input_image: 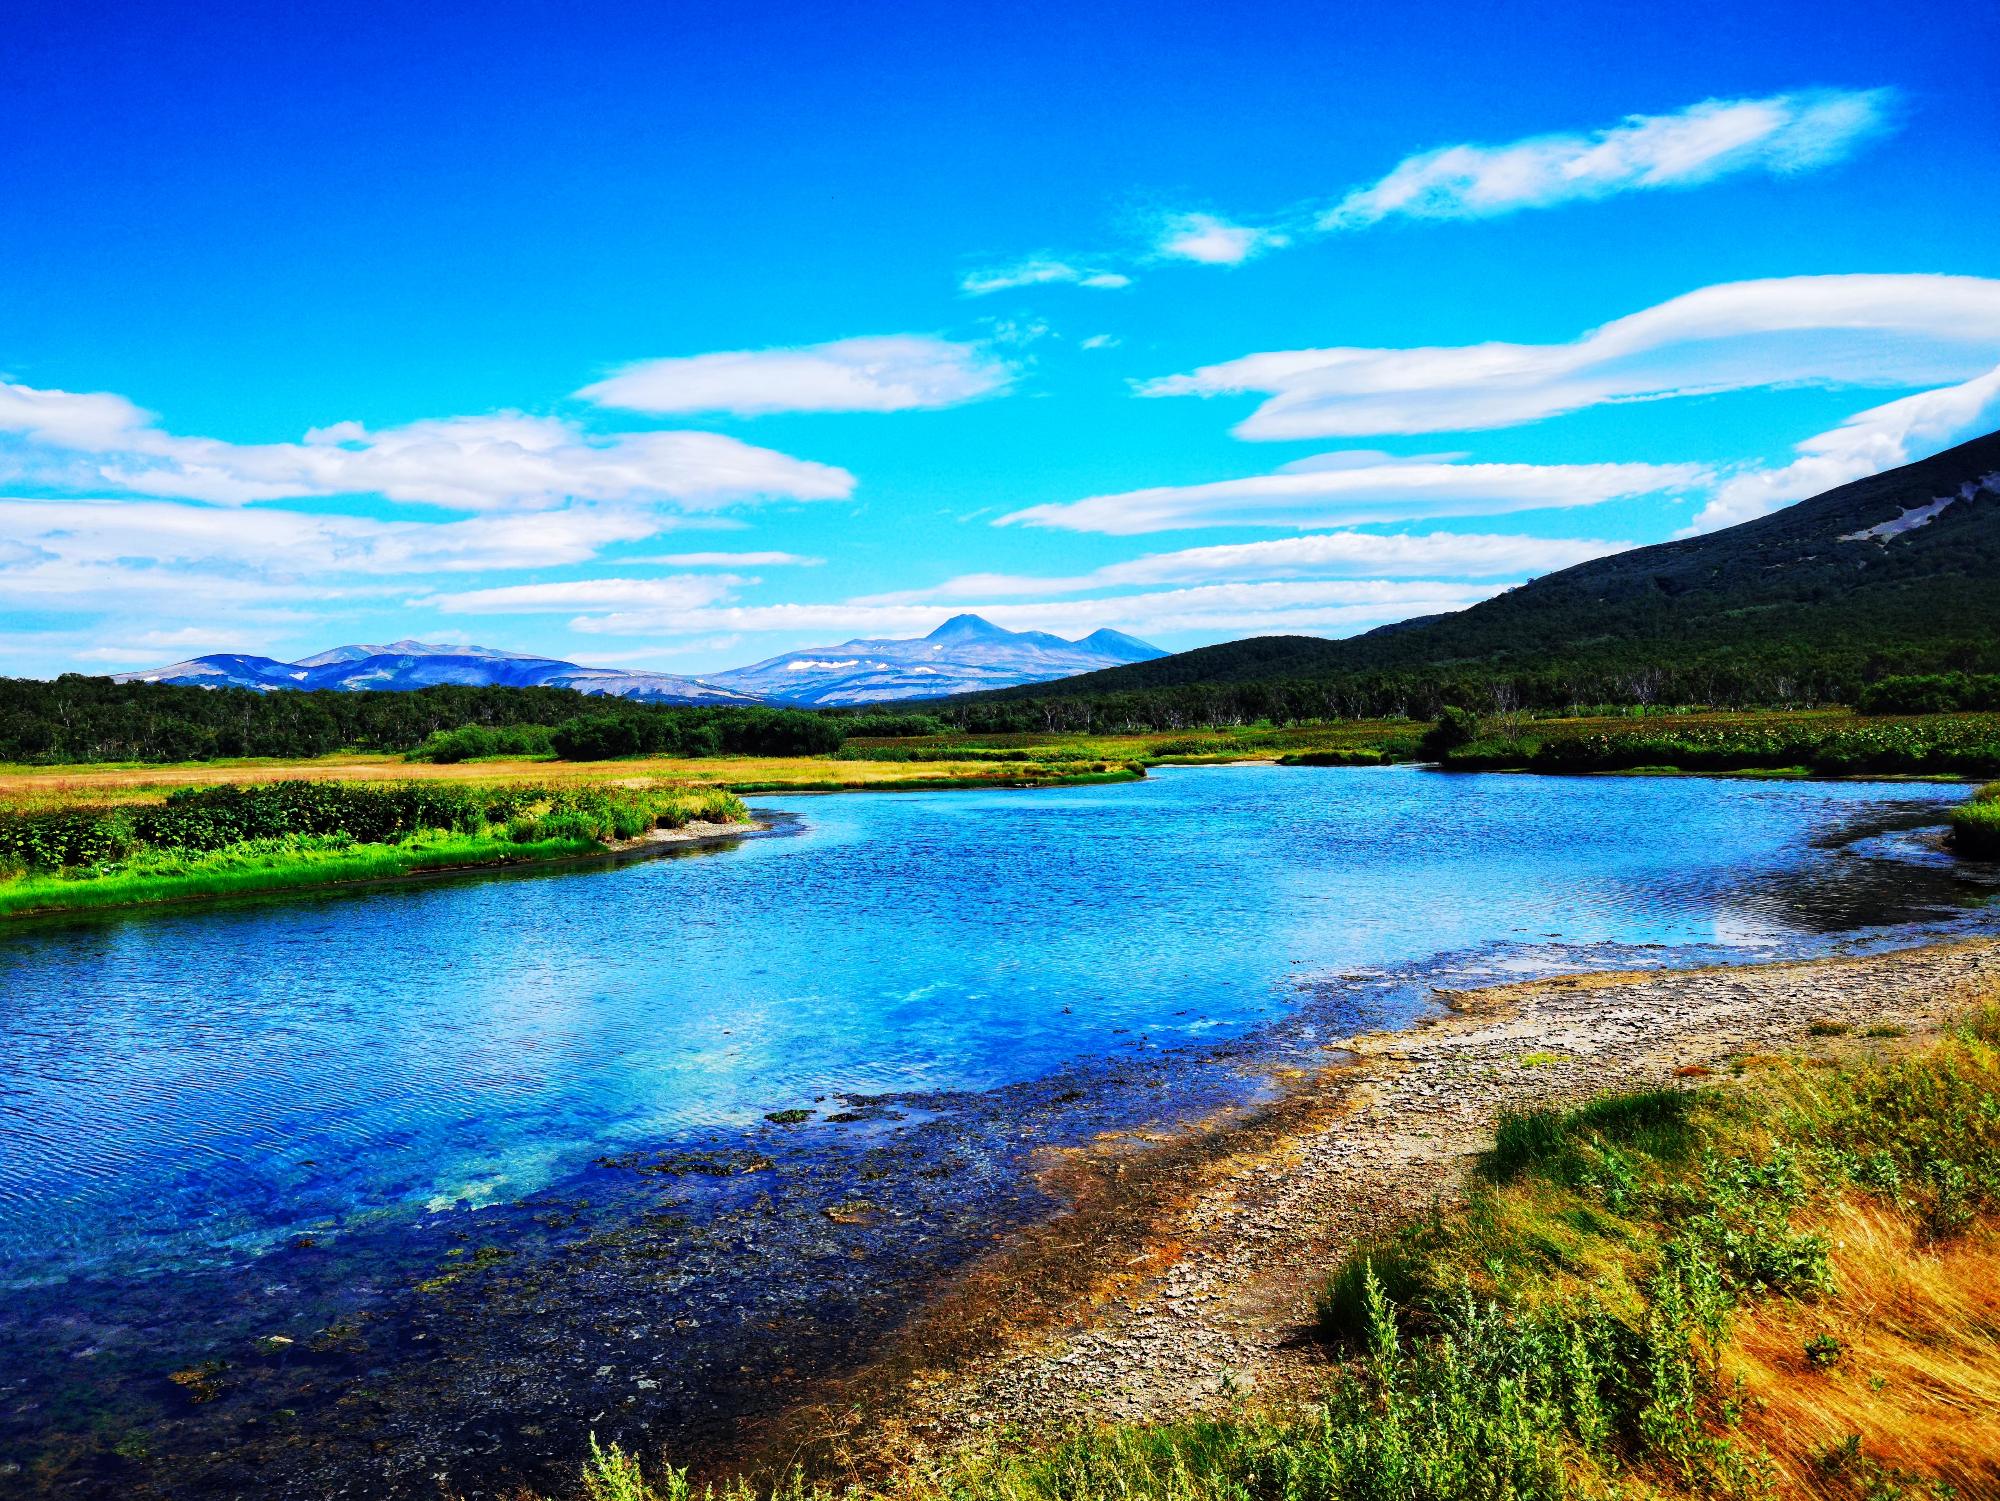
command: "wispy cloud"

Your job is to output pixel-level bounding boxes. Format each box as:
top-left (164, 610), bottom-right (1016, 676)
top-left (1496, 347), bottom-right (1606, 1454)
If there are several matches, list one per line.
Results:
top-left (999, 453), bottom-right (1705, 534)
top-left (1142, 274), bottom-right (2000, 440)
top-left (1323, 88), bottom-right (1893, 229)
top-left (962, 90), bottom-right (1893, 290)
top-left (858, 530), bottom-right (1628, 602)
top-left (0, 387), bottom-right (854, 510)
top-left (621, 550), bottom-right (823, 567)
top-left (959, 258), bottom-right (1133, 297)
top-left (1686, 363), bottom-right (2000, 533)
top-left (576, 335), bottom-right (1011, 416)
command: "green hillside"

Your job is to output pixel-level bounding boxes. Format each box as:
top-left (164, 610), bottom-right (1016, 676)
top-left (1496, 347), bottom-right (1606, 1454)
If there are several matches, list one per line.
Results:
top-left (949, 429), bottom-right (2000, 725)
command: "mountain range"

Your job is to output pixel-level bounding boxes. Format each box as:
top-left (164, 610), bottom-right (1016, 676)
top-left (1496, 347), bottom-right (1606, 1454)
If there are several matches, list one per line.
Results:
top-left (113, 618), bottom-right (1165, 706)
top-left (703, 615), bottom-right (1163, 704)
top-left (960, 428), bottom-right (2000, 707)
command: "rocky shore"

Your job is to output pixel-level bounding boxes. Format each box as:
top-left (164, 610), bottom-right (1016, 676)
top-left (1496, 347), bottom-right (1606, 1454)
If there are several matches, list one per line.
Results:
top-left (767, 936), bottom-right (2000, 1474)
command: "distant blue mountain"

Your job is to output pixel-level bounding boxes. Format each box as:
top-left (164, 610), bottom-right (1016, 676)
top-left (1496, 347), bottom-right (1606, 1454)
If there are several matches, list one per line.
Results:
top-left (115, 618), bottom-right (1167, 707)
top-left (704, 614), bottom-right (1166, 705)
top-left (113, 640), bottom-right (763, 705)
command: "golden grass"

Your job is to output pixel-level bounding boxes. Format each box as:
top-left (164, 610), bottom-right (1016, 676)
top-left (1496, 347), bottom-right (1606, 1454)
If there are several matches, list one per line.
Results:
top-left (1729, 1200), bottom-right (2000, 1497)
top-left (0, 753), bottom-right (1131, 808)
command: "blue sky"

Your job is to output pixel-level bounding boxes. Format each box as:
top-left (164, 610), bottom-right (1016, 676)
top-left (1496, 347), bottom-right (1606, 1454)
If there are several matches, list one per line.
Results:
top-left (3, 0), bottom-right (1998, 676)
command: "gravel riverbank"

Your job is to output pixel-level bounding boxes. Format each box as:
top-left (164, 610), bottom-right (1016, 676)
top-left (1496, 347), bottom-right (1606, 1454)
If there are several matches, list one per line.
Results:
top-left (762, 936), bottom-right (2000, 1474)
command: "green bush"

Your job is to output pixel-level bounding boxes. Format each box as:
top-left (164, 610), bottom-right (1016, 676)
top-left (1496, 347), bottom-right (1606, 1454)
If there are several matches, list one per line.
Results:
top-left (407, 723), bottom-right (555, 762)
top-left (1419, 706), bottom-right (1483, 760)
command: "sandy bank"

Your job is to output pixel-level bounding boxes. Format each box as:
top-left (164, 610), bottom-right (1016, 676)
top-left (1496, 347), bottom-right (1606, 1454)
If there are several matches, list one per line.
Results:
top-left (761, 935), bottom-right (2000, 1473)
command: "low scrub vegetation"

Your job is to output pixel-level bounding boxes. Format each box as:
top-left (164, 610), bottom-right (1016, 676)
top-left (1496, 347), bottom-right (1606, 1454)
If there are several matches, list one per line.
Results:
top-left (1430, 712), bottom-right (2000, 779)
top-left (0, 779), bottom-right (746, 916)
top-left (561, 1005), bottom-right (2000, 1501)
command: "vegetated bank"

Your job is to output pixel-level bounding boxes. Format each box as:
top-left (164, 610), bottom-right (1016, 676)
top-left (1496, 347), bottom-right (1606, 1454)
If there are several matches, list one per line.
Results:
top-left (1413, 704), bottom-right (2000, 780)
top-left (555, 953), bottom-right (2000, 1501)
top-left (0, 778), bottom-right (747, 918)
top-left (1951, 781), bottom-right (2000, 856)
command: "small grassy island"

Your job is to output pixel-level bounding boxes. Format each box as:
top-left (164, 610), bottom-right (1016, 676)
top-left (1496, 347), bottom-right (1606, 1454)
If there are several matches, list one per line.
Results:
top-left (0, 778), bottom-right (748, 918)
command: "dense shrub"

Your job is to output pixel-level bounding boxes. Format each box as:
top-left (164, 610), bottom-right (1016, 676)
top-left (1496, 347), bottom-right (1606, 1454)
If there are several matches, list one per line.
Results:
top-left (550, 706), bottom-right (842, 760)
top-left (834, 711), bottom-right (949, 737)
top-left (408, 723), bottom-right (555, 762)
top-left (1418, 706), bottom-right (1482, 760)
top-left (1857, 672), bottom-right (2000, 715)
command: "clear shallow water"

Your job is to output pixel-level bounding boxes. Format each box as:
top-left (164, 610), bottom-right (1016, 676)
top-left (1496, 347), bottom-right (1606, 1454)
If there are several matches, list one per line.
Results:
top-left (0, 765), bottom-right (1989, 1287)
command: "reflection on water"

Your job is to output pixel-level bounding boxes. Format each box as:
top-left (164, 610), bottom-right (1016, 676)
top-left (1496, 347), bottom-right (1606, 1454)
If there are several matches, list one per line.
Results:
top-left (0, 766), bottom-right (1987, 1282)
top-left (0, 766), bottom-right (1992, 1495)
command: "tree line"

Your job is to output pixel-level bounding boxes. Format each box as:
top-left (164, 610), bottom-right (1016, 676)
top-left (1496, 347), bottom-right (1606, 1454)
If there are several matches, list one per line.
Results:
top-left (0, 676), bottom-right (842, 764)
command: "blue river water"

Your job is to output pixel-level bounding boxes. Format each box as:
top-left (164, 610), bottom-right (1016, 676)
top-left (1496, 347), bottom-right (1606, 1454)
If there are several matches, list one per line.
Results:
top-left (0, 765), bottom-right (1989, 1292)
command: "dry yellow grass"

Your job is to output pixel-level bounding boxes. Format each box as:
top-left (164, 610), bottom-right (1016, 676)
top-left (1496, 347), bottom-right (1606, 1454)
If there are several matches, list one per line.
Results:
top-left (1727, 1201), bottom-right (2000, 1497)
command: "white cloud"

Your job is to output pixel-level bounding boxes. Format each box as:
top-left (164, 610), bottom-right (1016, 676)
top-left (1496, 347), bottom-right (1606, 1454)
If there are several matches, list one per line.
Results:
top-left (959, 259), bottom-right (1133, 296)
top-left (575, 335), bottom-right (1011, 416)
top-left (1685, 363), bottom-right (2000, 533)
top-left (1322, 89), bottom-right (1893, 229)
top-left (0, 389), bottom-right (854, 510)
top-left (1081, 335), bottom-right (1121, 351)
top-left (1143, 274), bottom-right (2000, 440)
top-left (0, 381), bottom-right (155, 449)
top-left (999, 454), bottom-right (1705, 534)
top-left (1154, 213), bottom-right (1286, 265)
top-left (859, 531), bottom-right (1627, 602)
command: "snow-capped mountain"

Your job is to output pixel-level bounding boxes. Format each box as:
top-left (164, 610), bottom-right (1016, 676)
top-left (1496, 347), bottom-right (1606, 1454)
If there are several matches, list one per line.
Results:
top-left (113, 640), bottom-right (763, 705)
top-left (706, 614), bottom-right (1165, 705)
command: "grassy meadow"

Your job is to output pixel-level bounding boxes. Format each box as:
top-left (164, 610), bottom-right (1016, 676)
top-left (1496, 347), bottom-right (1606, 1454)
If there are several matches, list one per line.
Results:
top-left (561, 998), bottom-right (2000, 1501)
